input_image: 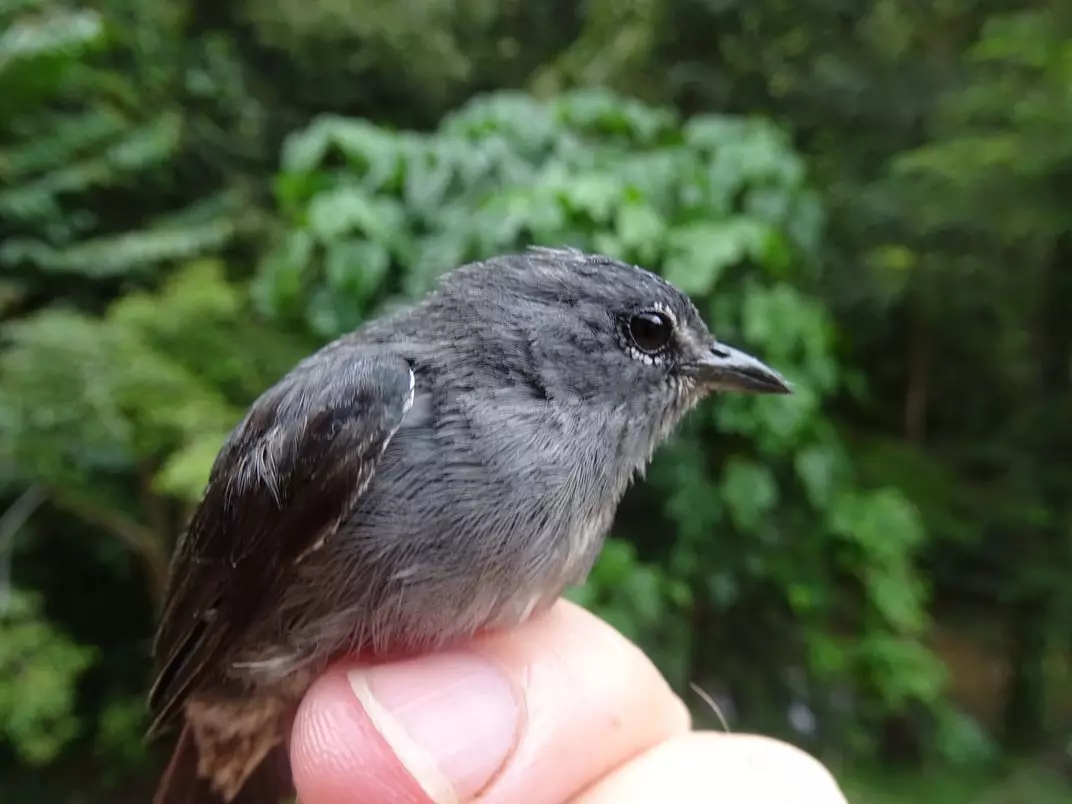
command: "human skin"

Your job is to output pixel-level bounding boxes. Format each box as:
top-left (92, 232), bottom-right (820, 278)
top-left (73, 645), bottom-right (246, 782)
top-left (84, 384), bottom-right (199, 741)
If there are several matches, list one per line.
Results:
top-left (289, 601), bottom-right (849, 803)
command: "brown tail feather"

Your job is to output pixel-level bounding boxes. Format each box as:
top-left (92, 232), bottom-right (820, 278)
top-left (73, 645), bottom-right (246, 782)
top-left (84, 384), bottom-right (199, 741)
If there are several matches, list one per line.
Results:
top-left (154, 724), bottom-right (294, 804)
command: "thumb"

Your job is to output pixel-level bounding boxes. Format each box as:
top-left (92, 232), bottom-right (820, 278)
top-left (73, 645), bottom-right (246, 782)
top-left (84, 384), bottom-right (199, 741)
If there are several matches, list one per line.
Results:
top-left (291, 650), bottom-right (520, 804)
top-left (289, 602), bottom-right (689, 804)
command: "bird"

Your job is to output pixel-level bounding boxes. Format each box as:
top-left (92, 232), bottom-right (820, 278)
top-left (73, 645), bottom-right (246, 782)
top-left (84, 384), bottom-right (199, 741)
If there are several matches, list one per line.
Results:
top-left (148, 246), bottom-right (791, 803)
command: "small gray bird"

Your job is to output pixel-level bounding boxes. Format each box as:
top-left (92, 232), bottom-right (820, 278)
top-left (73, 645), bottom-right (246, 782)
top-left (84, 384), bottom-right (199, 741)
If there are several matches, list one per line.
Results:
top-left (149, 246), bottom-right (790, 803)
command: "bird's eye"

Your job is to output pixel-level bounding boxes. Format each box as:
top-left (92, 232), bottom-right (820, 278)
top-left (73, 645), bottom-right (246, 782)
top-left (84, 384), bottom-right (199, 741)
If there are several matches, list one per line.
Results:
top-left (627, 310), bottom-right (674, 355)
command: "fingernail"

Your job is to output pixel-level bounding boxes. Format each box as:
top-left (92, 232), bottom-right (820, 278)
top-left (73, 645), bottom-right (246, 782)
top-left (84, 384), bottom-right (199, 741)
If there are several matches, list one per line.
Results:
top-left (348, 652), bottom-right (520, 804)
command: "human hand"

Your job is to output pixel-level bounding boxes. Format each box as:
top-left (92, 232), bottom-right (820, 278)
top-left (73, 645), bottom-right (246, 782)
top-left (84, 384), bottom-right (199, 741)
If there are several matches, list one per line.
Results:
top-left (290, 600), bottom-right (848, 803)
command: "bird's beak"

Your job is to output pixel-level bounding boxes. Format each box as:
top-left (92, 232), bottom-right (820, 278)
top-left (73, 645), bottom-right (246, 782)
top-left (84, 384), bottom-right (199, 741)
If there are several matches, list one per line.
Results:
top-left (690, 342), bottom-right (792, 394)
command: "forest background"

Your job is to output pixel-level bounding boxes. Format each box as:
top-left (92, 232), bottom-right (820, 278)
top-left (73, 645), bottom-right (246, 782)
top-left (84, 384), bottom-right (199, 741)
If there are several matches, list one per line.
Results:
top-left (1, 1), bottom-right (1071, 801)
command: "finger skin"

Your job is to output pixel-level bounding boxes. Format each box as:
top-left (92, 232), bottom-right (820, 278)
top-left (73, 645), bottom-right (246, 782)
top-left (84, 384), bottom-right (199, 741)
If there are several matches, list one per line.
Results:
top-left (290, 601), bottom-right (691, 804)
top-left (291, 667), bottom-right (432, 803)
top-left (473, 603), bottom-right (691, 803)
top-left (572, 732), bottom-right (850, 804)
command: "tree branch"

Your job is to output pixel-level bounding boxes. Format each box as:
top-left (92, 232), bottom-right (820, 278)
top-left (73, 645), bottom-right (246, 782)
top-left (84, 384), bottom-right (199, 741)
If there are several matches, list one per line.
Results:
top-left (904, 290), bottom-right (929, 443)
top-left (0, 484), bottom-right (47, 613)
top-left (46, 485), bottom-right (171, 611)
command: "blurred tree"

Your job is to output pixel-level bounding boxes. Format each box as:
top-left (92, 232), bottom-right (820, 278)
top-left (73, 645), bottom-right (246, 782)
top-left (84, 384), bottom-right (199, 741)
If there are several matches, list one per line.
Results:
top-left (888, 9), bottom-right (1072, 751)
top-left (0, 0), bottom-right (266, 311)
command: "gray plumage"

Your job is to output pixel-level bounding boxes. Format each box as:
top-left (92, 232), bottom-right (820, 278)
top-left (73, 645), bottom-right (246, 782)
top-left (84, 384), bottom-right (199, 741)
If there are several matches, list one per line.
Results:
top-left (149, 246), bottom-right (790, 804)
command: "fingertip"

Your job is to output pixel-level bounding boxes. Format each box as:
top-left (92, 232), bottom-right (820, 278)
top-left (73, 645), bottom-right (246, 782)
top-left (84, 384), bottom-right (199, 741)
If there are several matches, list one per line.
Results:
top-left (291, 664), bottom-right (431, 804)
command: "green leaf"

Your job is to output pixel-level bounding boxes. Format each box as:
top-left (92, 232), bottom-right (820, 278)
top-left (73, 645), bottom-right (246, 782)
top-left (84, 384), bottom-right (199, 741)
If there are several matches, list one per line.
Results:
top-left (720, 457), bottom-right (779, 532)
top-left (0, 8), bottom-right (103, 71)
top-left (832, 488), bottom-right (926, 565)
top-left (615, 202), bottom-right (665, 263)
top-left (253, 229), bottom-right (315, 319)
top-left (324, 238), bottom-right (391, 301)
top-left (794, 443), bottom-right (841, 508)
top-left (154, 432), bottom-right (227, 501)
top-left (665, 218), bottom-right (779, 296)
top-left (306, 186), bottom-right (406, 244)
top-left (559, 172), bottom-right (622, 222)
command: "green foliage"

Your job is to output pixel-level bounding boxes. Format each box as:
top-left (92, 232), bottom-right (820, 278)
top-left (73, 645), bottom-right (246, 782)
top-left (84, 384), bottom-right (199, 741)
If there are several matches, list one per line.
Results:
top-left (0, 0), bottom-right (105, 115)
top-left (0, 591), bottom-right (96, 765)
top-left (1, 261), bottom-right (299, 496)
top-left (0, 0), bottom-right (259, 296)
top-left (893, 9), bottom-right (1072, 240)
top-left (841, 761), bottom-right (1072, 804)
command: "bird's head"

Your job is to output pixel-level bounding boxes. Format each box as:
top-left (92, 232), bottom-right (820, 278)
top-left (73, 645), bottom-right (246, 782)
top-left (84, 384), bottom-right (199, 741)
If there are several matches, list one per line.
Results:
top-left (436, 246), bottom-right (790, 403)
top-left (420, 246), bottom-right (791, 471)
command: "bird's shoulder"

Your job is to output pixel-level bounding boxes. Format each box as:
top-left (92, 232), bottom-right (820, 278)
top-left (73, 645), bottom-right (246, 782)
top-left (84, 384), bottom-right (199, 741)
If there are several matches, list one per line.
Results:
top-left (148, 346), bottom-right (414, 734)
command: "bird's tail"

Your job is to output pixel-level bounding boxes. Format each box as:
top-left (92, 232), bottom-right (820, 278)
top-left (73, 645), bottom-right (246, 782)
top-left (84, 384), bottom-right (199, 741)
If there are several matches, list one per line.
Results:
top-left (153, 723), bottom-right (294, 804)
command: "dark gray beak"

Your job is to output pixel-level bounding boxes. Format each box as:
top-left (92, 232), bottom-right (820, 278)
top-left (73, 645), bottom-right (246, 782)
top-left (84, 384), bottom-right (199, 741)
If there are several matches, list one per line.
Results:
top-left (691, 342), bottom-right (792, 394)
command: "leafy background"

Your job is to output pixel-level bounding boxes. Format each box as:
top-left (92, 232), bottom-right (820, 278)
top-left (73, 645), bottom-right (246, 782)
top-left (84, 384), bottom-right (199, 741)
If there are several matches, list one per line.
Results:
top-left (1, 0), bottom-right (1071, 801)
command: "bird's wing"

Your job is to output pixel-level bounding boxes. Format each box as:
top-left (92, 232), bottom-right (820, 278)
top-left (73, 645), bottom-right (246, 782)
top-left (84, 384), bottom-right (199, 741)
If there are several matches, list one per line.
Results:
top-left (146, 350), bottom-right (414, 736)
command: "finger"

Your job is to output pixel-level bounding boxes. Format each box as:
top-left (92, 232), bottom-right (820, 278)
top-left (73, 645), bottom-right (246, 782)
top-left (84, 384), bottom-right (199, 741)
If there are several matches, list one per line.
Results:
top-left (572, 732), bottom-right (849, 804)
top-left (290, 600), bottom-right (690, 804)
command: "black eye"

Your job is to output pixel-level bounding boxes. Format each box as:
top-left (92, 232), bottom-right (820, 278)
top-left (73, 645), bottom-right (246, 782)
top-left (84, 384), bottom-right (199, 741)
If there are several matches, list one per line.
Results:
top-left (627, 310), bottom-right (674, 354)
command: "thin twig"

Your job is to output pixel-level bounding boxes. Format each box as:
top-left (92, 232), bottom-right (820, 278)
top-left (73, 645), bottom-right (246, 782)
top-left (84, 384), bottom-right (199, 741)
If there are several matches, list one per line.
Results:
top-left (0, 484), bottom-right (47, 614)
top-left (138, 463), bottom-right (171, 549)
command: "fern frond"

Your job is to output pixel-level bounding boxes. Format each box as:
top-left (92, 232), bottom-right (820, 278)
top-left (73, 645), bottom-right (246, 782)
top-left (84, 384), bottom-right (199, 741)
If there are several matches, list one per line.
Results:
top-left (1, 217), bottom-right (238, 277)
top-left (0, 109), bottom-right (128, 180)
top-left (0, 7), bottom-right (103, 74)
top-left (0, 113), bottom-right (183, 222)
